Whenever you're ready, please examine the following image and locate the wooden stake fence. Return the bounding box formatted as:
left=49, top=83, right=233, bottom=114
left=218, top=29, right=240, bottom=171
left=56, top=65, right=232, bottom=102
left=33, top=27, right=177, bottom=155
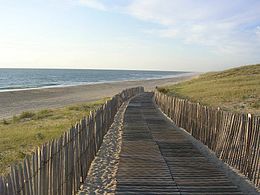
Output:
left=0, top=87, right=144, bottom=195
left=154, top=90, right=260, bottom=189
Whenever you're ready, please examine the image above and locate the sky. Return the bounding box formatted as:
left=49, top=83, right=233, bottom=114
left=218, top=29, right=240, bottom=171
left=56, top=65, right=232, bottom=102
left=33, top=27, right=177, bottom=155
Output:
left=0, top=0, right=260, bottom=71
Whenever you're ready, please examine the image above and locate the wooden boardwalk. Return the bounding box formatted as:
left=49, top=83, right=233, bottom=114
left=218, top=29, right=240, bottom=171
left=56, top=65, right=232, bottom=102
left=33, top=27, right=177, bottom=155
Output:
left=115, top=92, right=243, bottom=195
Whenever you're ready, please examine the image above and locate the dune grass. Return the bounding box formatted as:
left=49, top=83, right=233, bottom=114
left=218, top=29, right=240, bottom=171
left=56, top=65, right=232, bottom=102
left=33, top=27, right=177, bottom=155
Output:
left=0, top=98, right=109, bottom=176
left=158, top=64, right=260, bottom=115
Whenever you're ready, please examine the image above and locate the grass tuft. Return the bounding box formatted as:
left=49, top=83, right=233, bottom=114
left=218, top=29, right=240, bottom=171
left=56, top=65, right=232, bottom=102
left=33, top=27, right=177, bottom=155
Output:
left=156, top=87, right=170, bottom=94
left=35, top=132, right=45, bottom=140
left=34, top=109, right=53, bottom=120
left=2, top=119, right=9, bottom=125
left=19, top=111, right=35, bottom=120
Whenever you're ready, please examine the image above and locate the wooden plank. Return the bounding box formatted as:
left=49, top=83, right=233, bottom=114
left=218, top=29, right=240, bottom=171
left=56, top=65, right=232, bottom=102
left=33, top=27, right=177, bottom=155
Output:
left=57, top=137, right=62, bottom=195
left=6, top=174, right=15, bottom=195
left=23, top=157, right=30, bottom=195
left=0, top=176, right=5, bottom=195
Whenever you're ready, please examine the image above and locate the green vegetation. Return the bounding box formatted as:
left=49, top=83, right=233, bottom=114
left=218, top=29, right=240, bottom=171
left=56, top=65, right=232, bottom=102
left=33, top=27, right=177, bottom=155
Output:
left=158, top=64, right=260, bottom=114
left=0, top=98, right=109, bottom=176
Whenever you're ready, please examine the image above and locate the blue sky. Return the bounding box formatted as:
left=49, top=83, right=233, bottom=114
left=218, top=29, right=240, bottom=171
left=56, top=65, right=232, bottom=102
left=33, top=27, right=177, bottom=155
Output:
left=0, top=0, right=260, bottom=71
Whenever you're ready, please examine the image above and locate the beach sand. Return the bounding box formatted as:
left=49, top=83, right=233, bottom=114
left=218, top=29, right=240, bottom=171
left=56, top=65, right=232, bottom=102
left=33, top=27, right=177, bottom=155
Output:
left=78, top=99, right=128, bottom=194
left=0, top=74, right=196, bottom=119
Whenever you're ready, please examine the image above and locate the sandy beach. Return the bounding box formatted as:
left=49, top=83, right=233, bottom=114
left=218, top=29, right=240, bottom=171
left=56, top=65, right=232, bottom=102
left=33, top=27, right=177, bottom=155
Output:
left=0, top=74, right=195, bottom=119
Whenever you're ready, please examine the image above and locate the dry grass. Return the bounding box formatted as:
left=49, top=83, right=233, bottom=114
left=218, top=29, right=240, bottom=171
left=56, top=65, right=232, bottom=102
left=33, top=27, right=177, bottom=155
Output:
left=158, top=64, right=260, bottom=115
left=0, top=98, right=109, bottom=175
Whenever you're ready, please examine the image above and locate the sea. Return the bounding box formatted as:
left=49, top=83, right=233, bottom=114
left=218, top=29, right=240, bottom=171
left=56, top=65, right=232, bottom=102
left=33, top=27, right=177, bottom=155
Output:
left=0, top=69, right=190, bottom=92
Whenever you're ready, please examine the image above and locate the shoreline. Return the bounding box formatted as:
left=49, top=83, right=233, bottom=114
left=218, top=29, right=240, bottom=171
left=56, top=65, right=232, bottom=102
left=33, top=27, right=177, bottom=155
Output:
left=0, top=74, right=197, bottom=119
left=0, top=72, right=194, bottom=93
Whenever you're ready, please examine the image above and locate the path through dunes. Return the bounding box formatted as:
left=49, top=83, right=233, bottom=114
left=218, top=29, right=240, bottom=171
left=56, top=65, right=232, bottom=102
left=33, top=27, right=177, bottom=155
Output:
left=115, top=92, right=243, bottom=194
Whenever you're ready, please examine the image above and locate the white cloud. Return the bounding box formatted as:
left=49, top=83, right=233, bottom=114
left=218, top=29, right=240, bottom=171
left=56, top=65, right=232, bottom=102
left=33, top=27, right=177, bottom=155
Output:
left=143, top=28, right=179, bottom=38
left=76, top=0, right=260, bottom=56
left=125, top=0, right=260, bottom=55
left=78, top=0, right=106, bottom=10
left=256, top=26, right=260, bottom=37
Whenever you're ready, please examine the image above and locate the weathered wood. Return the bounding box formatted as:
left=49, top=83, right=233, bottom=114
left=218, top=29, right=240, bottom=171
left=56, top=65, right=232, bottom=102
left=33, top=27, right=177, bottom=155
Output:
left=11, top=165, right=19, bottom=194
left=6, top=174, right=14, bottom=195
left=155, top=90, right=260, bottom=189
left=23, top=157, right=30, bottom=195
left=0, top=175, right=5, bottom=195
left=116, top=92, right=243, bottom=194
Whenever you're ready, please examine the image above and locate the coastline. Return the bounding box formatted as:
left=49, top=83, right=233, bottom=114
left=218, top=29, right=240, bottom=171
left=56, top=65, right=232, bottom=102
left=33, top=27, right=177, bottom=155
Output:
left=0, top=72, right=193, bottom=93
left=0, top=74, right=197, bottom=119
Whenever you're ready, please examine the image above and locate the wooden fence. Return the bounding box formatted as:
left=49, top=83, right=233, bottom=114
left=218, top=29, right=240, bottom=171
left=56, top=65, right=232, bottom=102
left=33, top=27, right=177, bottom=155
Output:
left=0, top=86, right=144, bottom=195
left=154, top=90, right=260, bottom=189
